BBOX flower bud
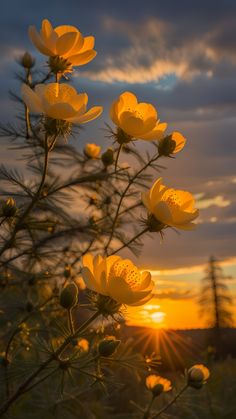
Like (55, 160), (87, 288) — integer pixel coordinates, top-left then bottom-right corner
(158, 135), (176, 156)
(187, 364), (210, 389)
(158, 132), (186, 156)
(60, 283), (78, 309)
(25, 301), (34, 312)
(84, 143), (101, 159)
(146, 375), (172, 397)
(101, 148), (114, 167)
(64, 264), (72, 279)
(21, 52), (35, 69)
(2, 198), (17, 218)
(98, 336), (120, 357)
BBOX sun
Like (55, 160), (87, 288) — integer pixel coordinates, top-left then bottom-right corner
(126, 303), (167, 328)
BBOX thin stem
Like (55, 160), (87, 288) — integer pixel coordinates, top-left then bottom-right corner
(142, 395), (155, 419)
(104, 153), (160, 254)
(0, 218), (6, 228)
(151, 384), (188, 418)
(109, 227), (149, 256)
(68, 308), (75, 334)
(0, 311), (100, 416)
(114, 144), (122, 171)
(24, 68), (31, 138)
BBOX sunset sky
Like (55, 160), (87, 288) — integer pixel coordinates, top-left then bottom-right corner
(0, 0), (236, 329)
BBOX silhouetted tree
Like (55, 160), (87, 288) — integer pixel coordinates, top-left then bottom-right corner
(199, 256), (234, 329)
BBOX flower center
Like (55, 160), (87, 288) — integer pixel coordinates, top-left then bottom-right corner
(163, 190), (181, 209)
(110, 261), (141, 289)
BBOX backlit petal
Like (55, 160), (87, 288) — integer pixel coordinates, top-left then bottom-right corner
(68, 50), (97, 66)
(28, 26), (53, 56)
(46, 103), (76, 119)
(56, 32), (78, 56)
(69, 106), (103, 123)
(21, 84), (43, 113)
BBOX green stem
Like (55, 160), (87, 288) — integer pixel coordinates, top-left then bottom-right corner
(0, 218), (6, 228)
(114, 144), (122, 171)
(104, 153), (160, 254)
(0, 311), (100, 417)
(142, 395), (155, 419)
(68, 308), (75, 334)
(151, 384), (188, 418)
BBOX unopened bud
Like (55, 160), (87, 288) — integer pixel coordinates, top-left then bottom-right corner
(25, 301), (34, 312)
(101, 148), (114, 167)
(187, 364), (210, 389)
(2, 198), (17, 218)
(60, 283), (78, 309)
(84, 143), (101, 159)
(158, 135), (176, 156)
(98, 336), (120, 357)
(64, 264), (72, 279)
(158, 132), (186, 156)
(146, 375), (172, 397)
(21, 52), (35, 69)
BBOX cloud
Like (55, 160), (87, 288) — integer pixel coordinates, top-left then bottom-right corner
(79, 14), (236, 86)
(197, 195), (231, 209)
(153, 289), (196, 300)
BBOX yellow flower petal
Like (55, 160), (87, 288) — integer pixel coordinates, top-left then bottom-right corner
(119, 112), (145, 136)
(28, 26), (53, 56)
(81, 267), (100, 293)
(108, 276), (152, 305)
(82, 253), (94, 275)
(56, 32), (79, 56)
(41, 19), (54, 39)
(46, 103), (76, 120)
(119, 92), (138, 109)
(171, 131), (186, 153)
(21, 84), (43, 113)
(40, 19), (57, 53)
(153, 201), (174, 225)
(69, 93), (88, 111)
(141, 122), (167, 141)
(70, 106), (103, 123)
(68, 50), (97, 66)
(54, 25), (78, 36)
(79, 36), (95, 52)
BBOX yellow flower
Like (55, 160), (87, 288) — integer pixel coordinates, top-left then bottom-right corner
(81, 254), (154, 306)
(77, 338), (89, 353)
(110, 91), (167, 141)
(188, 364), (210, 389)
(75, 276), (86, 290)
(146, 375), (172, 396)
(84, 143), (101, 159)
(22, 83), (102, 124)
(29, 19), (96, 68)
(158, 131), (186, 156)
(142, 177), (199, 230)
